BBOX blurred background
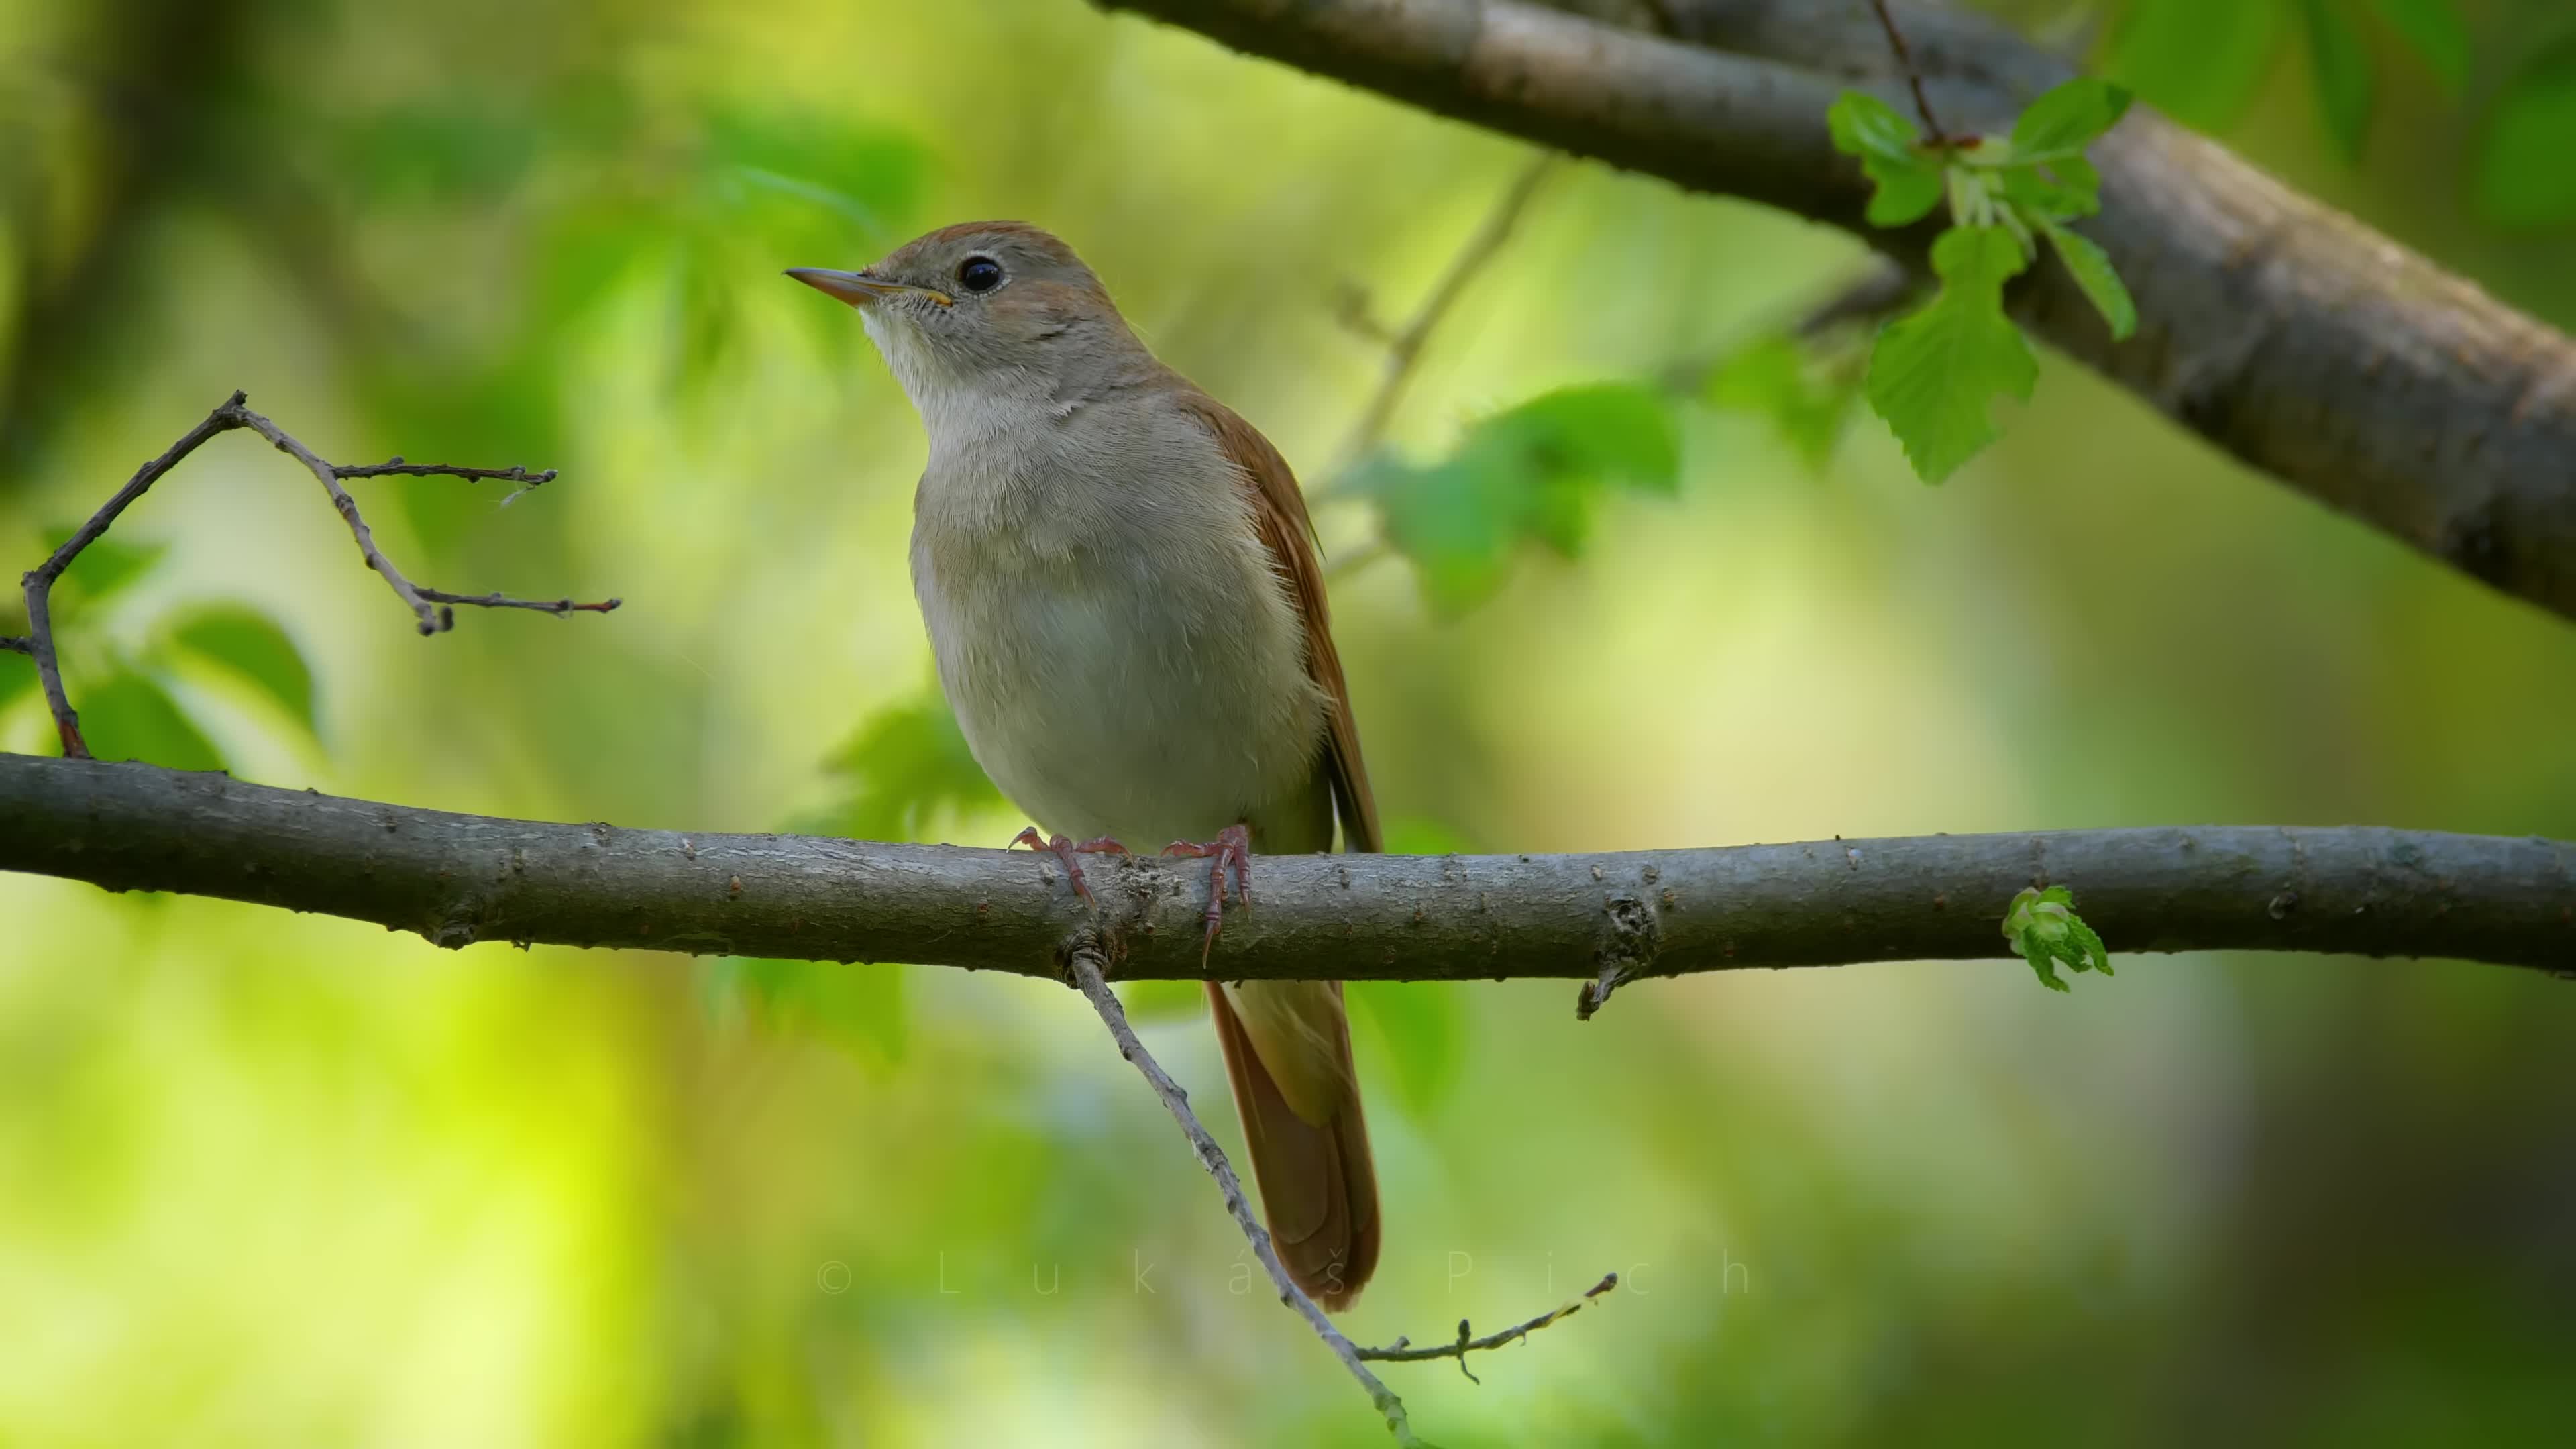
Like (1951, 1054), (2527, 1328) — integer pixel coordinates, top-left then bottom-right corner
(5, 0), (2575, 1443)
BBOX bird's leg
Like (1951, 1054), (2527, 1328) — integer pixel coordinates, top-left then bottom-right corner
(1010, 828), (1128, 907)
(1161, 822), (1253, 959)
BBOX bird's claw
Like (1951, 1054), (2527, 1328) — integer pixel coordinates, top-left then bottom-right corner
(1161, 823), (1253, 959)
(1011, 828), (1128, 907)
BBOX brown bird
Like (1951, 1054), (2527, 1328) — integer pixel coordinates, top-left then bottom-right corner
(790, 223), (1382, 1309)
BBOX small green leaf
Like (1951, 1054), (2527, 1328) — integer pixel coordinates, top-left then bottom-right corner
(1702, 333), (1865, 472)
(1348, 981), (1462, 1120)
(2476, 36), (2576, 228)
(1353, 383), (1680, 614)
(1829, 91), (1946, 225)
(1864, 226), (2037, 484)
(170, 606), (317, 736)
(71, 671), (225, 772)
(2039, 221), (2138, 341)
(2009, 78), (2135, 158)
(2367, 0), (2469, 93)
(2104, 0), (2285, 133)
(2298, 0), (2376, 158)
(2002, 885), (2115, 993)
(1827, 90), (1923, 165)
(1997, 153), (2105, 223)
(813, 692), (1002, 843)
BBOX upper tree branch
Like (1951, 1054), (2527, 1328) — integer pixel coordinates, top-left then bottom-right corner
(6, 754), (2569, 977)
(1097, 0), (2576, 622)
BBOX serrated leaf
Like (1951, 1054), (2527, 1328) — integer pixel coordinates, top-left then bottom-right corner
(2476, 36), (2576, 227)
(1703, 333), (1864, 472)
(1829, 91), (1946, 225)
(2367, 0), (2469, 93)
(2298, 0), (2375, 158)
(1865, 227), (2037, 484)
(2003, 885), (2114, 993)
(2039, 221), (2137, 341)
(1348, 981), (1462, 1120)
(710, 957), (908, 1067)
(2104, 0), (2285, 133)
(1354, 383), (1680, 614)
(169, 606), (317, 736)
(814, 693), (1002, 843)
(71, 671), (225, 772)
(2009, 78), (2135, 158)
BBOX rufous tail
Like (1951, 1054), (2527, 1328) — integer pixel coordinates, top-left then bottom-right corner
(1205, 978), (1380, 1311)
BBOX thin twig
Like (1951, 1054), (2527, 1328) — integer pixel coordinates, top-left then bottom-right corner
(227, 402), (446, 633)
(333, 458), (559, 486)
(7, 390), (612, 758)
(1868, 0), (1949, 142)
(1356, 1273), (1619, 1382)
(415, 589), (623, 619)
(1326, 152), (1558, 481)
(15, 394), (249, 756)
(1061, 945), (1427, 1447)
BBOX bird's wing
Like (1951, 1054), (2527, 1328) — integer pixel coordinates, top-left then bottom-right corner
(1171, 387), (1383, 855)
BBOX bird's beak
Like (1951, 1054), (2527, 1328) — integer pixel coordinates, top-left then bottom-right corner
(784, 268), (951, 307)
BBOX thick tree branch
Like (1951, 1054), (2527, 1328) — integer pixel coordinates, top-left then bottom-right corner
(6, 755), (2569, 978)
(1097, 0), (2576, 622)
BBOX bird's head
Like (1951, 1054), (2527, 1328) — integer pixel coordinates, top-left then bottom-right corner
(788, 221), (1140, 425)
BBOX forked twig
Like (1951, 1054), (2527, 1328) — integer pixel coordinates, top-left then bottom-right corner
(1065, 944), (1619, 1444)
(1357, 1272), (1619, 1383)
(7, 390), (616, 758)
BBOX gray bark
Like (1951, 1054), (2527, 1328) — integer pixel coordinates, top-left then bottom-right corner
(7, 755), (2570, 979)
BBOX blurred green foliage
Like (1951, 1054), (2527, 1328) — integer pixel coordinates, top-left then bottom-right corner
(5, 0), (2576, 1445)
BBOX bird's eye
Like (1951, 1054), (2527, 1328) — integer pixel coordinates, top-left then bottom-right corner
(956, 256), (1004, 293)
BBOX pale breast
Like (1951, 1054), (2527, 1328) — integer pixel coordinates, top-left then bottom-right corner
(909, 403), (1328, 847)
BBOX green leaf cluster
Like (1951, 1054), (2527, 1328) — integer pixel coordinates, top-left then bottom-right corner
(1829, 79), (2136, 484)
(2002, 885), (2114, 993)
(1347, 383), (1680, 614)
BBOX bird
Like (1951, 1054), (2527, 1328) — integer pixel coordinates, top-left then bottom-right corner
(788, 222), (1382, 1311)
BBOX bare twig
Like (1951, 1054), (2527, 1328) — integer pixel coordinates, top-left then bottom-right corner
(1867, 0), (1948, 143)
(415, 589), (624, 619)
(8, 391), (614, 758)
(1357, 1272), (1619, 1382)
(1327, 152), (1559, 480)
(1061, 945), (1428, 1446)
(333, 458), (559, 486)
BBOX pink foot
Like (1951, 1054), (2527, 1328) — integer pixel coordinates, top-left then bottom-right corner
(1161, 823), (1253, 959)
(1011, 828), (1128, 906)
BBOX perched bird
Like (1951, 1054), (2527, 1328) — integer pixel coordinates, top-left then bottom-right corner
(790, 223), (1381, 1309)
